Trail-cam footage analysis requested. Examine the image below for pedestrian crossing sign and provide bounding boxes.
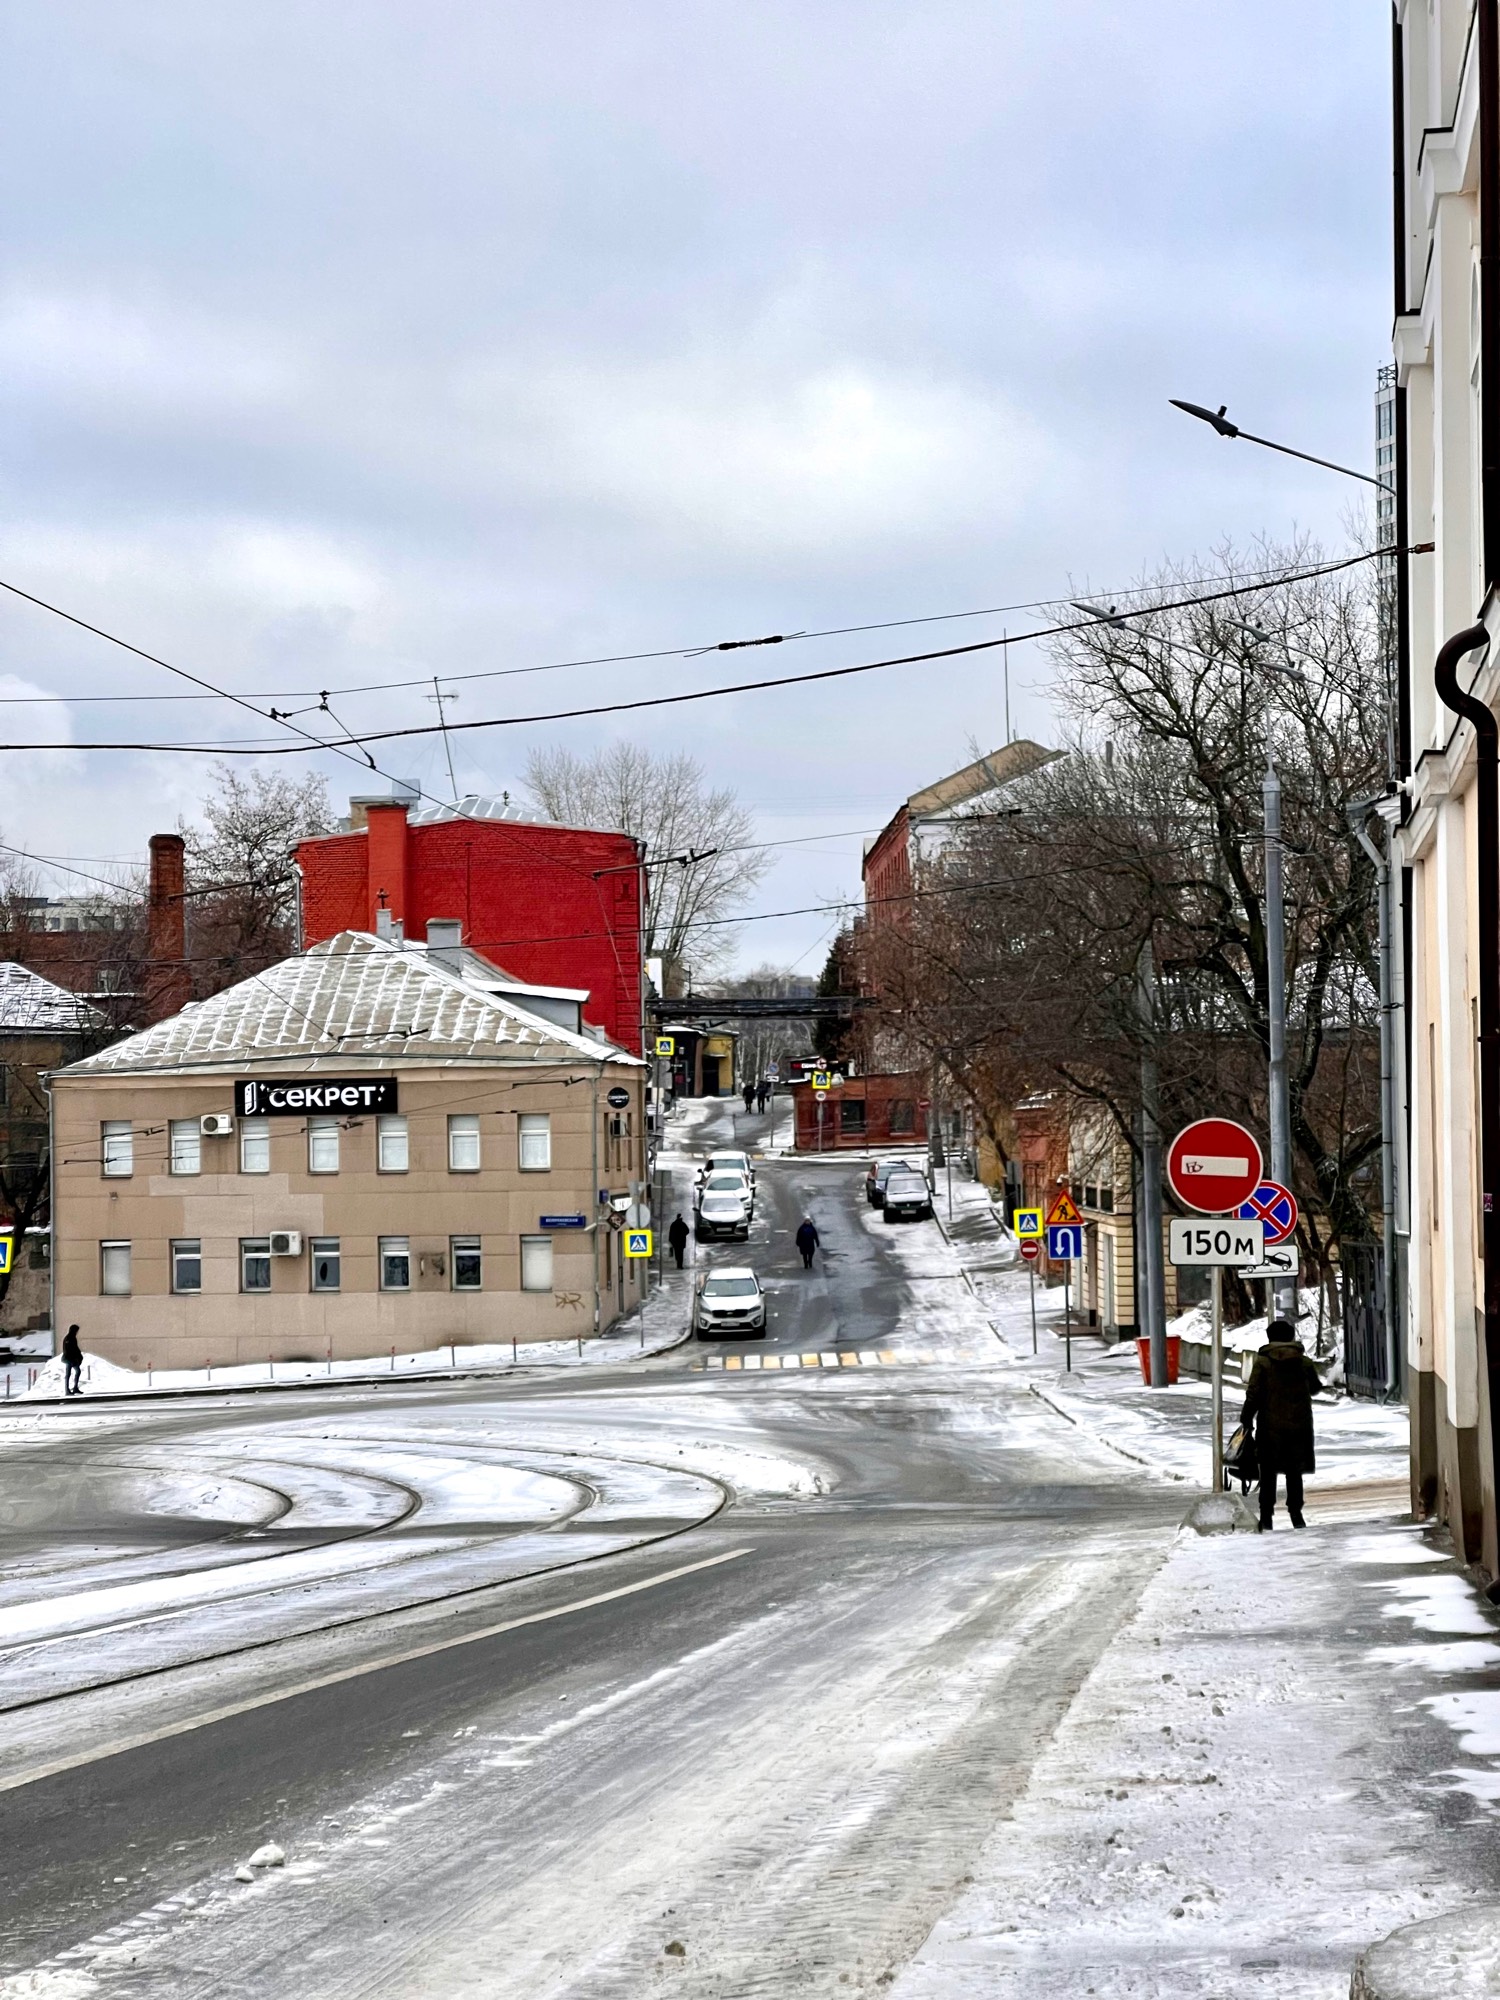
[811,1070,832,1090]
[1045,1190,1082,1228]
[0,1232,12,1275]
[654,1036,675,1058]
[1014,1207,1043,1239]
[625,1229,652,1258]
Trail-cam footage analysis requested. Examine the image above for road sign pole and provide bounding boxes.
[1064,1269,1072,1372]
[1029,1263,1037,1355]
[1264,763,1295,1320]
[1211,1263,1224,1493]
[1138,941,1168,1388]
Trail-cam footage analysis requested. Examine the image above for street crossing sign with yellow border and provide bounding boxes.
[0,1233,12,1276]
[654,1036,675,1058]
[1045,1190,1082,1228]
[625,1229,652,1258]
[811,1070,832,1090]
[1014,1207,1043,1239]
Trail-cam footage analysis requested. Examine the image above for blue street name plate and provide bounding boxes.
[540,1214,588,1229]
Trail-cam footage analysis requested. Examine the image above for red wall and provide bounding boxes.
[296,808,644,1054]
[791,1075,928,1152]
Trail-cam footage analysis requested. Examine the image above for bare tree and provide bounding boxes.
[180,766,335,992]
[523,744,769,990]
[705,963,816,1083]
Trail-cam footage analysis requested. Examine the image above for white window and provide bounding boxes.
[448,1114,481,1172]
[310,1237,341,1291]
[169,1119,201,1176]
[102,1121,133,1178]
[171,1239,202,1293]
[307,1117,340,1174]
[380,1235,411,1290]
[451,1235,482,1290]
[240,1117,270,1173]
[377,1114,408,1173]
[240,1238,271,1293]
[100,1241,131,1296]
[518,1113,551,1172]
[520,1234,553,1293]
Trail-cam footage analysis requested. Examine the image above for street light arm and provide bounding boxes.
[1169,399,1393,493]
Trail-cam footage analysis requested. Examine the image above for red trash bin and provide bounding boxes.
[1136,1335,1181,1384]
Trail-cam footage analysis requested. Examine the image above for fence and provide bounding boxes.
[1342,1243,1394,1400]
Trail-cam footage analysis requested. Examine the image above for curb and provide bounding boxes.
[1350,1902,1500,1996]
[1027,1380,1192,1484]
[8,1319,694,1413]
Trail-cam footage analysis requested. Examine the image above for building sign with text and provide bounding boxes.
[235,1077,399,1118]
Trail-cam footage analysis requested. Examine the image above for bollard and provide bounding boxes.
[206,1361,212,1383]
[268,1356,274,1383]
[326,1342,332,1377]
[147,1365,152,1389]
[448,1343,455,1370]
[512,1336,517,1365]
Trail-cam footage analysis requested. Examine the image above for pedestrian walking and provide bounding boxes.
[1240,1317,1323,1530]
[756,1081,769,1114]
[795,1217,820,1270]
[742,1083,756,1114]
[667,1212,690,1271]
[61,1324,83,1398]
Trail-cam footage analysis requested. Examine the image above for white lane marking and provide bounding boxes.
[0,1546,752,1796]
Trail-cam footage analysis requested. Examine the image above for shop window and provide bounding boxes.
[171,1239,202,1294]
[380,1235,411,1290]
[377,1115,409,1173]
[519,1113,551,1171]
[310,1237,341,1291]
[102,1120,133,1177]
[448,1115,481,1172]
[240,1117,270,1174]
[100,1240,131,1296]
[840,1099,867,1133]
[520,1234,553,1292]
[451,1235,482,1290]
[169,1120,201,1176]
[308,1117,340,1174]
[240,1238,272,1293]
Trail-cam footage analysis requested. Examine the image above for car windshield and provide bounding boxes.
[706,1174,747,1190]
[879,1160,913,1180]
[703,1277,759,1298]
[703,1196,743,1210]
[888,1176,926,1194]
[709,1158,749,1174]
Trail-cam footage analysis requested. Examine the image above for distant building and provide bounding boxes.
[296,793,645,1055]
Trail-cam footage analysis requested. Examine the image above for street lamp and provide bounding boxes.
[1172,394,1399,1368]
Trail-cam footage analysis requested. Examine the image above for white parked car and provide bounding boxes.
[697,1150,756,1191]
[699,1169,754,1215]
[693,1266,767,1337]
[695,1184,751,1240]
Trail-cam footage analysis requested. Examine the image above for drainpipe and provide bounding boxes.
[1482,1,1500,589]
[1434,624,1499,1500]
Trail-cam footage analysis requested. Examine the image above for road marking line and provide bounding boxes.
[802,1353,821,1365]
[0,1547,753,1796]
[818,1353,839,1367]
[856,1350,881,1364]
[838,1352,859,1366]
[725,1356,742,1369]
[878,1350,897,1362]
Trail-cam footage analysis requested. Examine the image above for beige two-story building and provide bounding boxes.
[49,930,647,1369]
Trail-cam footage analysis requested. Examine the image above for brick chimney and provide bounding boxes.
[144,833,192,1021]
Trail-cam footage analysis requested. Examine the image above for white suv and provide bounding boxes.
[694,1267,767,1337]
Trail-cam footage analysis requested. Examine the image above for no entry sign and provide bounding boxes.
[1019,1239,1041,1264]
[1166,1118,1263,1215]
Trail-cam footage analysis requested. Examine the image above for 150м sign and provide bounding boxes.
[1168,1218,1264,1266]
[236,1077,398,1117]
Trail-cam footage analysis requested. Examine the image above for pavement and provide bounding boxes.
[0,1110,1493,1997]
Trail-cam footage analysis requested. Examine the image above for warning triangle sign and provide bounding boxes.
[1045,1190,1082,1227]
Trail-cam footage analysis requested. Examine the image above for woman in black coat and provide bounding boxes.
[1240,1318,1323,1530]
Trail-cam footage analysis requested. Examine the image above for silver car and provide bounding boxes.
[695,1187,751,1240]
[693,1267,767,1338]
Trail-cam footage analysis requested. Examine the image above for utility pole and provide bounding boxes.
[1137,940,1168,1384]
[1263,761,1295,1319]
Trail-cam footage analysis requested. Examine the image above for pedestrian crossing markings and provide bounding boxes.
[692,1348,991,1371]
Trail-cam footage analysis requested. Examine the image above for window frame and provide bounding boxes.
[239,1116,271,1175]
[100,1240,131,1297]
[307,1116,341,1175]
[101,1120,133,1178]
[450,1234,482,1291]
[169,1119,202,1176]
[377,1114,409,1174]
[240,1237,272,1294]
[309,1236,341,1292]
[839,1098,867,1133]
[379,1235,411,1291]
[170,1238,203,1294]
[520,1233,553,1293]
[518,1112,551,1172]
[448,1114,481,1173]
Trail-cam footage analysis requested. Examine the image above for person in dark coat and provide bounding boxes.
[755,1081,769,1114]
[795,1218,820,1270]
[667,1213,690,1271]
[61,1324,83,1398]
[1240,1317,1323,1530]
[742,1083,756,1114]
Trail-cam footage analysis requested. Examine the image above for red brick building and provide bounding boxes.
[791,1074,928,1152]
[296,795,645,1055]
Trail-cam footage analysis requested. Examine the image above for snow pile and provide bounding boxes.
[23,1351,139,1398]
[1167,1284,1328,1359]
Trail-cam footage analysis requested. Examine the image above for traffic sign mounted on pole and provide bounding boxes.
[1045,1190,1082,1228]
[1169,1218,1264,1266]
[1236,1180,1298,1245]
[1239,1242,1298,1281]
[1046,1223,1083,1260]
[1019,1239,1041,1264]
[654,1036,675,1058]
[624,1229,653,1258]
[1014,1206,1043,1239]
[1166,1119,1263,1214]
[811,1070,832,1090]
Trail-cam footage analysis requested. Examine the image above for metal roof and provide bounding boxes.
[57,931,640,1078]
[0,962,110,1034]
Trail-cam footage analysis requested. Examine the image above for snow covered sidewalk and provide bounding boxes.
[894,1515,1500,1998]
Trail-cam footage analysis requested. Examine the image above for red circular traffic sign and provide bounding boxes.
[1166,1118,1263,1214]
[1019,1239,1041,1264]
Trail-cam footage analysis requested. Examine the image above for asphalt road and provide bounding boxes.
[0,1107,1186,1998]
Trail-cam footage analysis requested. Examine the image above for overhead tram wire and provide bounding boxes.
[0,547,1401,758]
[0,548,1399,712]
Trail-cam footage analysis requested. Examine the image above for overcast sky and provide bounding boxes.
[0,3,1389,975]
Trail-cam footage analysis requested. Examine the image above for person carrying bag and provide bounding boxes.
[1239,1317,1323,1531]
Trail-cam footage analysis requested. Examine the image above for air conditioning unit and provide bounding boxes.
[269,1230,303,1257]
[200,1113,235,1137]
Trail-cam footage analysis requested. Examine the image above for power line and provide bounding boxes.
[0,549,1393,758]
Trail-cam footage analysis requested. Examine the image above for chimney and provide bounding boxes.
[426,918,463,974]
[364,803,410,935]
[144,833,192,1021]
